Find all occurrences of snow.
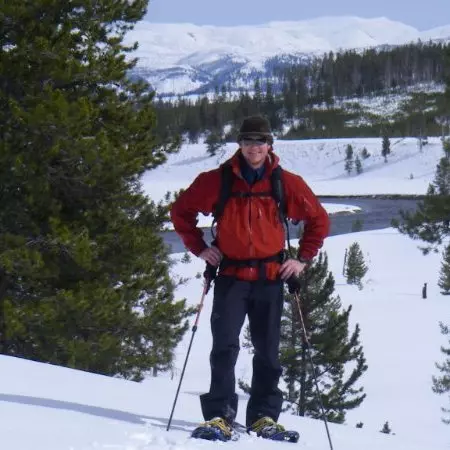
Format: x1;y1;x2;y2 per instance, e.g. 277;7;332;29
2;136;450;449
336;83;446;121
126;17;447;71
123;16;450;95
143;136;445;205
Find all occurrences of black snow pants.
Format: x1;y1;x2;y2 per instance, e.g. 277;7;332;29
200;275;284;427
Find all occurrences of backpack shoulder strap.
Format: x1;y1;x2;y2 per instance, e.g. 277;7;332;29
212;163;234;221
213;163;286;224
271;166;288;226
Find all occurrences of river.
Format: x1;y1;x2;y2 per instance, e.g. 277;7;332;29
162;197;420;254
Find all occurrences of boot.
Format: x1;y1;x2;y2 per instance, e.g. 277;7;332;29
191;417;234;441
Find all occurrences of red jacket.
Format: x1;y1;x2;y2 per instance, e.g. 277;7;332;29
170;150;330;281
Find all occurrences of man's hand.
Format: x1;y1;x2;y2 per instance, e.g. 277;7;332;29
199;246;222;267
279;258;307;280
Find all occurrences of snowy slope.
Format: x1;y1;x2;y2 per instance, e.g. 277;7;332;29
1;227;450;449
2;135;450;450
143;136;445;204
127;17;423;69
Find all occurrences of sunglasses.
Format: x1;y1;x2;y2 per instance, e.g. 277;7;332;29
240;138;269;147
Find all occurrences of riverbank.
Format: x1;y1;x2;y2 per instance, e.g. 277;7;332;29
320;194;426;199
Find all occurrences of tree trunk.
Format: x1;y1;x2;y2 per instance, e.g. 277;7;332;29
0;269;9;355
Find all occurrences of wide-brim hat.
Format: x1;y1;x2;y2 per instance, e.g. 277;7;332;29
237;115;273;144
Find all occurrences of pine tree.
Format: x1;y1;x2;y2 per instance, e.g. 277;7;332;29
181;251;192;264
444;139;450;160
279;252;367;423
264;81;281;131
432;323;450;424
394;141;450;255
184;106;202;143
439;243;450;295
361;147;370;159
345;144;354;175
345;243;368;289
282;78;296;120
355;155;363;174
0;1;192;379
206;129;224;156
253;78;263;110
382;135;390;162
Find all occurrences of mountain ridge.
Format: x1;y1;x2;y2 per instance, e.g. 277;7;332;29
125;16;450;96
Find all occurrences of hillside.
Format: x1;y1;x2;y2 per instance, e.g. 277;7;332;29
1;226;449;449
143;136;445;204
2;135;450;449
124;17;450;95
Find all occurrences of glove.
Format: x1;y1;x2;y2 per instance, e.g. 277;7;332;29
204;262;217;280
203;263;218;294
286;275;301;294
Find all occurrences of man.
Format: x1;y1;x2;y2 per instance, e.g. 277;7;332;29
170;115;329;441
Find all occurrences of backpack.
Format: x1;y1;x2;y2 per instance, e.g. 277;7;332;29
209;163;295;279
211;163;289;235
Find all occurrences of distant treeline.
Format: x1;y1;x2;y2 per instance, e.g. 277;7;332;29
154;41;450;141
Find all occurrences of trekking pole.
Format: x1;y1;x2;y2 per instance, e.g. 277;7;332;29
166;263;216;432
287;278;334;450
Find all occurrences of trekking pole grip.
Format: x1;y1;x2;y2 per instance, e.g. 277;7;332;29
203;262;217;294
286;275;301;294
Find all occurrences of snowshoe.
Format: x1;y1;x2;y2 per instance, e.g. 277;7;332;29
191;417;239;442
249;416;299;443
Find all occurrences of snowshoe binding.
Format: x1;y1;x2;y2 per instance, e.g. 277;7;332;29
249;416;299;443
191;417;239;442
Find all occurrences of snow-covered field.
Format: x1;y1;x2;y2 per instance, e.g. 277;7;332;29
2;136;449;450
143;136;444;202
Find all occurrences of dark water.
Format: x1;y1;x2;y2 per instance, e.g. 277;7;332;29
162;197;420;254
319;197;419;236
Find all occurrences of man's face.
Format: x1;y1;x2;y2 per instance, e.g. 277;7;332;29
240;137;271;168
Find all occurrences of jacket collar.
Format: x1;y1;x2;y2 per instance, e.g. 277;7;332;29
239;154;265;185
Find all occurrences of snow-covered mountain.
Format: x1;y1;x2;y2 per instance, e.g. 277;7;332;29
124;16;450;96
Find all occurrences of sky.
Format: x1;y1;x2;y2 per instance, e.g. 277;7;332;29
144;0;450;30
1;136;450;449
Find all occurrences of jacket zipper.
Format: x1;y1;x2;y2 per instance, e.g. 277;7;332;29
248;186;255;274
248;196;253;256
